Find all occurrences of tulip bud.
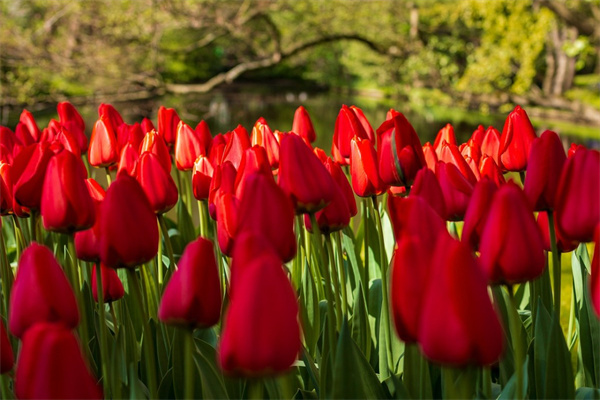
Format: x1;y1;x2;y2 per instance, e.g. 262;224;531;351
234;146;272;199
192;155;214;201
91;263;125;303
9;243;79;338
480;126;501;166
435;161;474;221
0;320;14;374
422;142;438;171
332;105;369;165
116;142;140;177
222;125;251;169
460;138;482;166
159;238;222;328
139;129;172;173
387;194;446;244
57;101;87;152
141;117;155;135
215;191;239;257
350;105;375;142
278;133;336;214
19;109;41;143
157;106;181;148
75;179;106;262
15;322;102;399
88;117;119;168
98;103;124;133
479;181;545;284
437;142;477;185
479;155;506;186
99;174;159;268
219;252;301;376
251;118;280;169
0;162;13;215
137;152;178;214
292;105;316;143
555;148;600;243
175;121;206;171
462;178;498;251
12;142;54;209
499;106;537;171
410;167;446;219
470;125;485;146
433;123;456;158
350;136;387;197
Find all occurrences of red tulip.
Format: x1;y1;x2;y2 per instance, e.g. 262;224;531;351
332;105;368;165
523;130;566;211
470;125;485;146
480;126;501;166
234;146;272;199
0;126;22;163
479;155;506;186
0;320;14;374
15;322;102;399
304;173;351;235
326;155;357;217
57;101;87;152
12;142;54;209
236;172;296;262
157;106;181;148
0;162;13;215
9;243;79;338
74;179;106;262
219;251;301;376
568;143;585;158
422;142;438;171
141;117;155;135
251;118;280;169
91;263;125;303
479;181;545;284
499;106;537;171
278;133;336;214
53;125;82;156
419;233;504;366
139;129;172;173
222;125;251;169
116;142;140;177
435;161;474;221
116;123;144;154
350;105;375;142
462;178;498;251
591;226;599;317
460;138;482;166
19;110;41;143
137;151;178;214
99;174;159;268
230;231;281;295
292;105;316;143
410;167;446;219
175;120;205;171
433;123;456;157
376;111;425;187
555;148;600;243
387;194;446;244
209;133;227;166
192;155;214;201
195;120;213;155
88;117;119;168
208;161;237;220
159;238;222;328
215;191;239;257
536;211;578;253
98;103;124;133
437;141;477;185
350;136;387;197
41;150;95;233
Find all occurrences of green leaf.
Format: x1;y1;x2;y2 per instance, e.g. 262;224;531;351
293;389;318;399
544;311;575;399
342;226;364;296
158;368;175;399
498;355;529;400
299;258;320;356
331;319;387;399
171;329;201;399
402;344;433;399
575;387;600;399
193;338;231;399
350;283;371;364
534;298;552;398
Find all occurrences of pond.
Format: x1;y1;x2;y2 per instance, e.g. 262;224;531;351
3;83;599;150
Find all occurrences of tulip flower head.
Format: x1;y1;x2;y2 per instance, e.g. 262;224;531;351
91;263;125;303
499;105;537;171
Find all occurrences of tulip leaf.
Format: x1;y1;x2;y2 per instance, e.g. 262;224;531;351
575;387;600;399
341;227;363;300
193;338;231;399
293;389;319;399
402;343;433;399
529;263;554;324
299;258;320;356
171;329;202;399
331;319;387;399
498;355;529;400
544;310;575;399
176;199;196;250
158;368;175;399
140;264;160;320
350;283;371;364
382;373;411;399
533;298;552;397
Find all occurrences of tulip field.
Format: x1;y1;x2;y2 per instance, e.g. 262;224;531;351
0;102;599;399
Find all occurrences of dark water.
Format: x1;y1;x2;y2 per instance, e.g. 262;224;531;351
3;84;597;150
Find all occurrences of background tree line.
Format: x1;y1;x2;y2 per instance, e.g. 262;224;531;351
1;0;599;125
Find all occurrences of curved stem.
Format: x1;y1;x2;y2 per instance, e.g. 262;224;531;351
334;231;349;318
361;199;369;292
325;234;343;330
547;211;562;320
184;328;195;399
198;200;209;239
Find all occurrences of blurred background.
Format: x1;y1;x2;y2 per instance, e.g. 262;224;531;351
1;0;599;146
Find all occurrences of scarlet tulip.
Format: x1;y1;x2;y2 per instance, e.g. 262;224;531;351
234;146;272;199
19;109;41;143
98;103;124;133
433;123;457;157
470;125;485;146
304;174;351;234
462;178;498;251
116;142;139;177
116;123;144;154
158;238;222;328
57;101;87;152
0;162;13;215
15;322;102;399
175;120;205;171
292;105;316;143
222;125;251;169
555;148;600;243
536;211;578;253
0;126;22;163
88;117;119;168
91;263;125;303
74;179;106;262
332;105;368;165
460;138;482;166
208;161;237;220
137;151;178;214
41;149;95;233
479;181;545;284
0;320;13;374
524;130;566;211
157;106;181;148
435;161;474;221
437;141;477;185
195;120;213;155
326;156;357;217
422;142;438;171
12;142;54;209
278;133;336;214
215;191;239;257
139;129;172;173
499;106;537;171
350;136;387;197
230;231;281;295
9;243;79;338
376;111;425;187
479;155;506;186
251;118;280;169
419;233;504;366
480;126;501;166
568;143;585;157
141;117;155;135
219;252;301;376
99;174;159;268
350;105;375;142
236;172;296;262
192;155;214;201
410;167;446;219
387;194;446;244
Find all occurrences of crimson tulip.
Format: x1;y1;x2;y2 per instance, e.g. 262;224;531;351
159;238;222;328
499;106;537;171
195;120;213;155
462;178;498;251
555;148;600;243
326;155;357;217
433;123;457;157
74;179;106;262
137;151;178;214
15;322;102;399
480;126;501;166
116;142;140;177
9;243;79;338
215;191;239;257
278;133;336;214
222;125;251;169
230;231;281;295
99;174;159;268
387;194;446;244
41;149;95;233
0;162;13;215
192;155;214;201
470;125;485;146
19;109;41;143
12;142;54;209
350;136;387;197
57;101;87;152
251;118;280;169
437;141;477;185
157;105;180;148
410;167;446;219
419;233;504;366
234;146;272;200
208;161;237;220
98;103;124;133
88;117;119;168
435;161;474;221
422;142;438;171
460;138;482;166
350;105;375;142
479;155;506;186
568;143;585;158
332;105;368;165
219;252;301;376
116;123;144;154
536;211;578;253
523;130;566;211
292;105;316;143
175;120;205;171
0;320;13;374
479;181;545;284
91;263;125;303
141;117;155;135
139;129;172;173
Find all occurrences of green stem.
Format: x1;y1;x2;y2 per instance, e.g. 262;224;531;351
109;302;119;336
334;231;349;318
303;219;324;300
12;215;28;248
369;196;393;378
247;380;263;399
325;234;343;330
309;213;337;361
482;366;492;399
105;167;112;187
198;200;209;239
67;235;92;363
547;211;562;320
184;328;195;399
0;226;14;313
567;286;576;345
158;214;176;280
361;199;369;292
29;210;38;243
0;375;13;400
507;285;525;400
126;269;158;399
156;219;164;287
95;263;112;398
